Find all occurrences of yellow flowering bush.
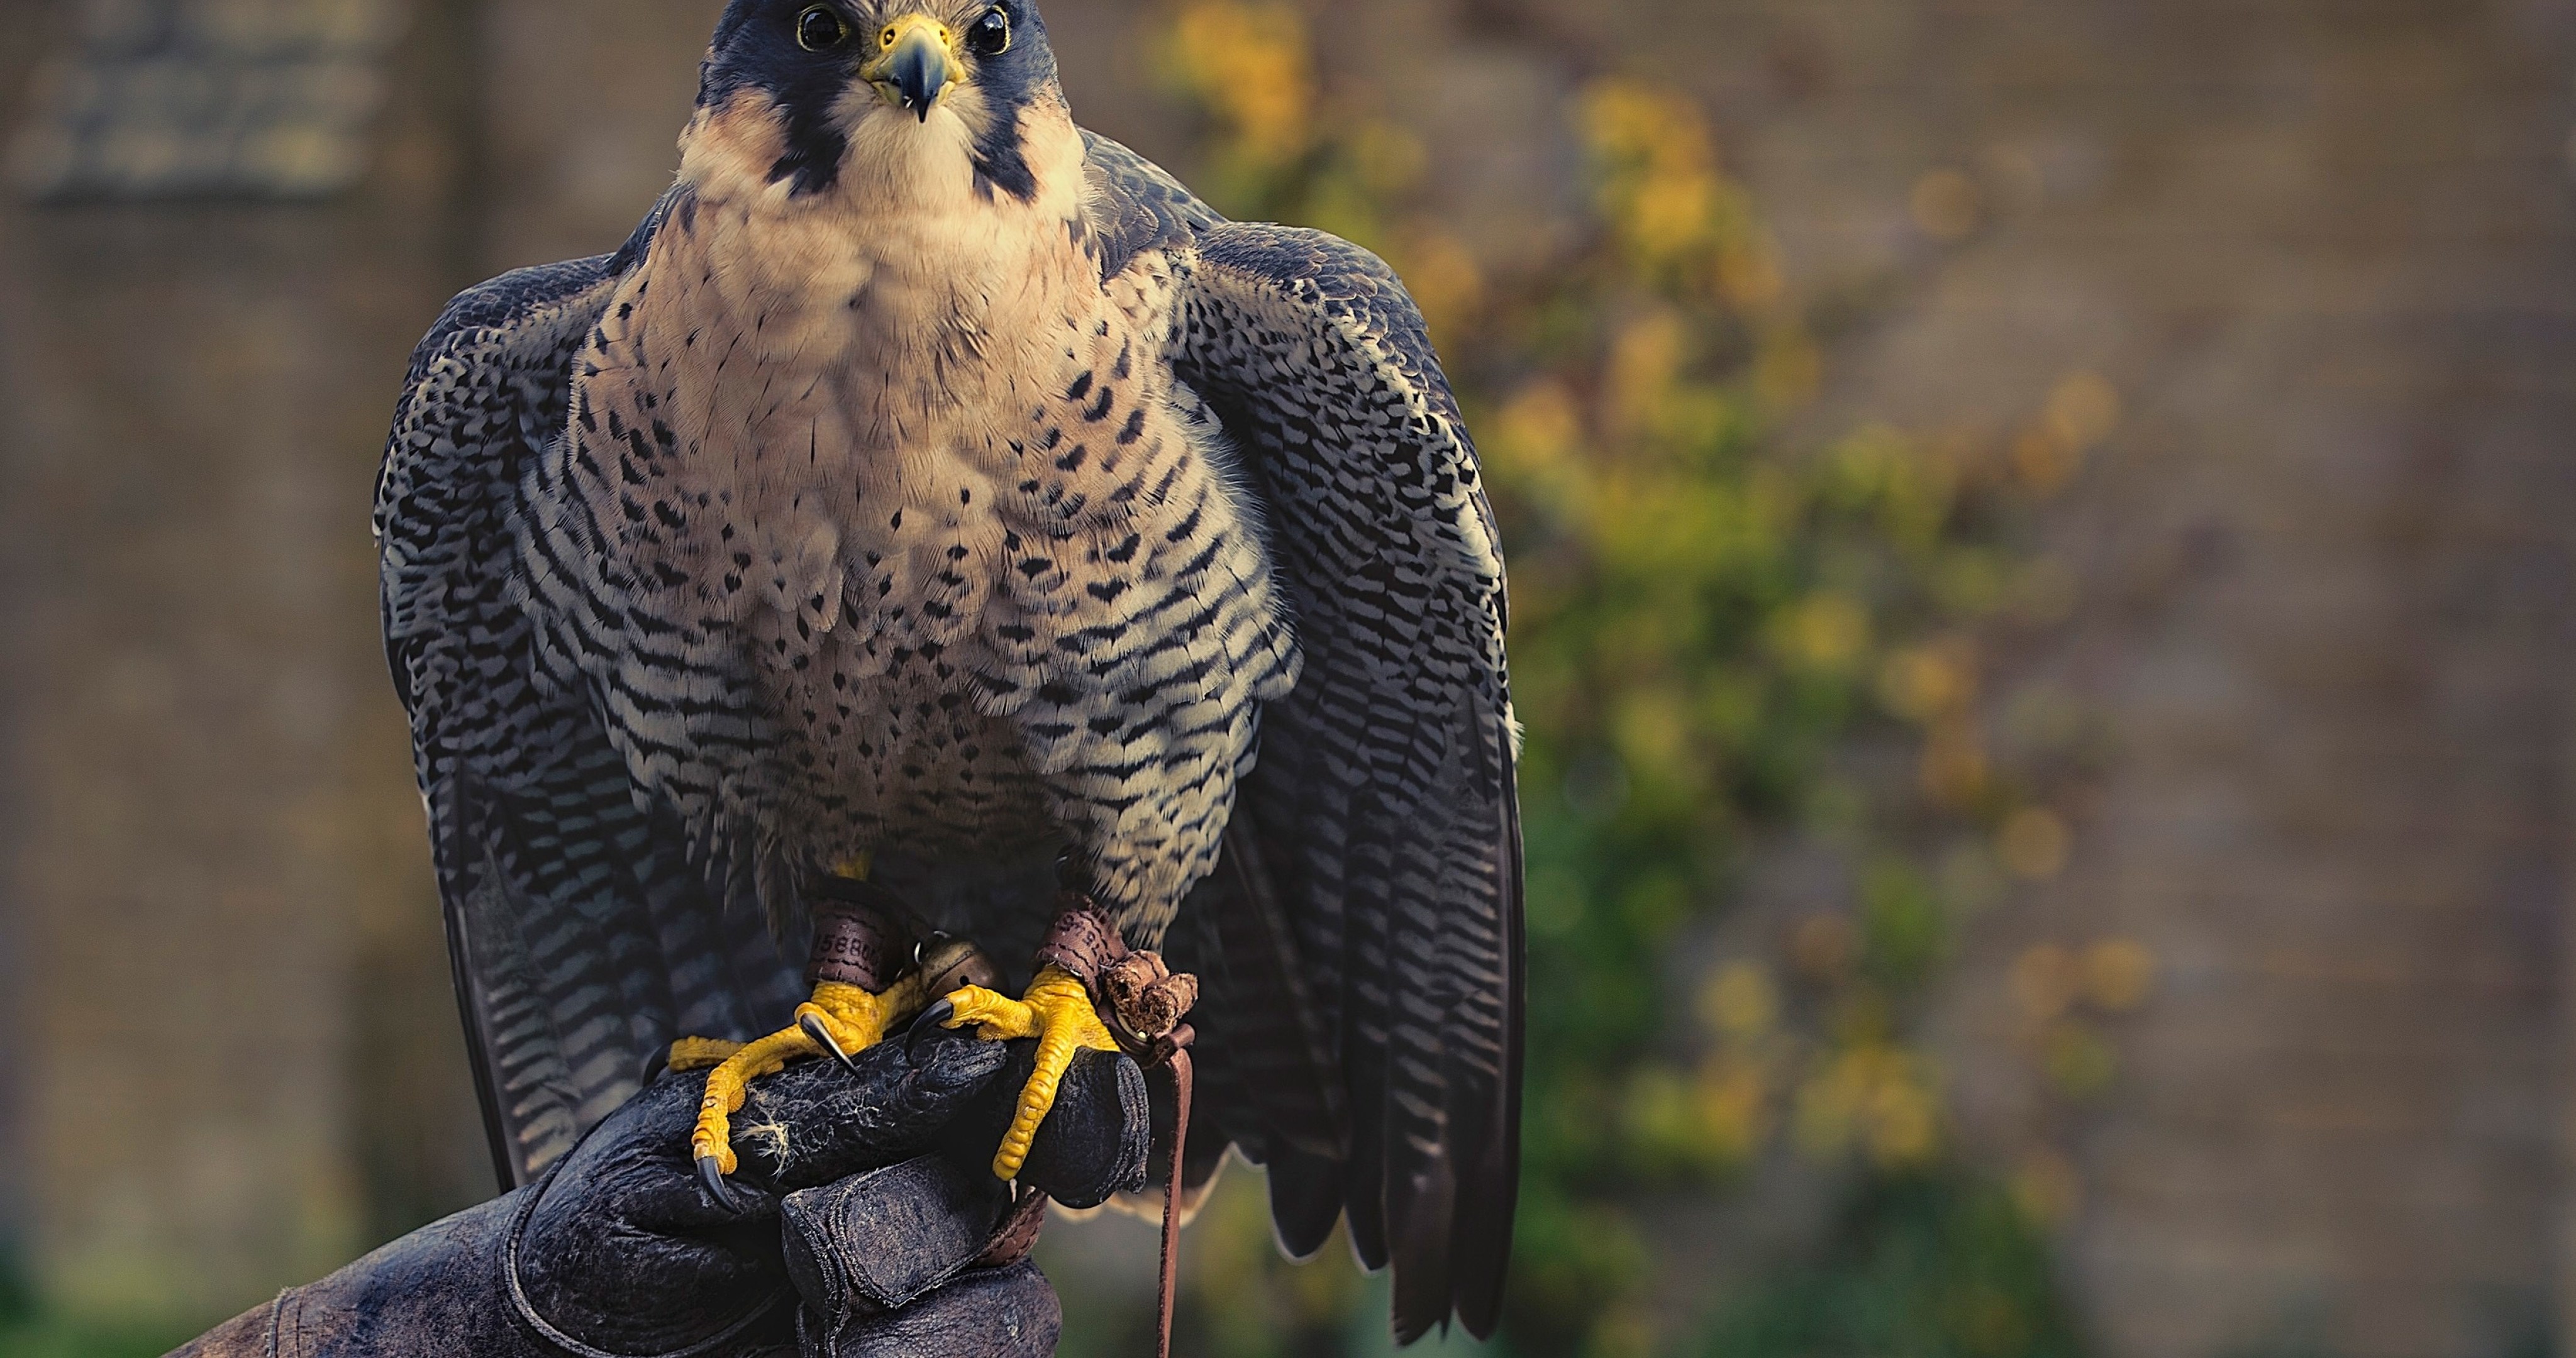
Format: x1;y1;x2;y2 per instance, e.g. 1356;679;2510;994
1110;5;2156;1354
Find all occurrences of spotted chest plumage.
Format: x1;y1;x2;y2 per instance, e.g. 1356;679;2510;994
514;86;1297;935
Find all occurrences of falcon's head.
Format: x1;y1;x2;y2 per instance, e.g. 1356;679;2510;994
689;0;1069;206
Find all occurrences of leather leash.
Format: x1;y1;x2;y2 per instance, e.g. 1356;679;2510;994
1035;898;1201;1358
1148;1032;1194;1358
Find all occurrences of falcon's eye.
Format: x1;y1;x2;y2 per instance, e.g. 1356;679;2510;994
965;8;1011;57
795;5;848;51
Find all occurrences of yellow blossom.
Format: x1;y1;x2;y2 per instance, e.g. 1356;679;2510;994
1910;168;1981;240
1795;1046;1942;1168
2044;1020;2118;1098
2010;944;2078;1022
1165;2;1313;170
1879;637;1979;722
2084;938;2158;1012
2014;373;2119;495
1919;716;1990;805
1753;329;1822;410
1699;960;1779;1039
1626;171;1718;262
2011;1147;2083;1228
1775;593;1870;673
2045;371;2123;451
1605;311;1687;436
1694;1059;1770;1165
1998;807;2072;880
1393;223;1485;340
1716;234;1785;314
2012;425;2079;495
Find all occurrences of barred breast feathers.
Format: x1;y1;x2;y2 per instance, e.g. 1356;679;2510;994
513;83;1298;920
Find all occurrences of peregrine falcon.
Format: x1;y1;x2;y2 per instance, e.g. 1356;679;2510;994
377;0;1520;1339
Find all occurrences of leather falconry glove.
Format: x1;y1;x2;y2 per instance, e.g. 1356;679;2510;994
171;1027;1149;1358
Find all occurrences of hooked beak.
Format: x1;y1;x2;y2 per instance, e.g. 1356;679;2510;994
864;14;963;123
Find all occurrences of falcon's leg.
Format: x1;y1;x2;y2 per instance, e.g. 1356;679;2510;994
937;964;1121;1179
669;977;928;1076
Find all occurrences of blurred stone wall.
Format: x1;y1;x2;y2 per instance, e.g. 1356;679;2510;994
1;0;2573;1353
0;0;487;1320
1648;3;2576;1357
0;8;40;1271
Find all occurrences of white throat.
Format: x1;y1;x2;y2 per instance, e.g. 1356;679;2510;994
658;88;1093;384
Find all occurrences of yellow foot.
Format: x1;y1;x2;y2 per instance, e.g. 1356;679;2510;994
795;978;911;1071
679;980;907;1206
938;964;1119;1180
667;1037;745;1072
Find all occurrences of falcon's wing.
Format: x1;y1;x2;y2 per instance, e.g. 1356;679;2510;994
1080;129;1222;277
1175;223;1524;1343
377;202;803;1189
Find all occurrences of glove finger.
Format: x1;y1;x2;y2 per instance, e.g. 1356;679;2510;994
565;1071;787;1232
948;1044;1151;1209
522;1072;787;1331
735;1030;1011;1191
806;1261;1062;1358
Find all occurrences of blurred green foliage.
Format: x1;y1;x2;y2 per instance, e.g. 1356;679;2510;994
0;1319;190;1358
0;1252;187;1358
1694;1173;2084;1358
1146;4;2132;1356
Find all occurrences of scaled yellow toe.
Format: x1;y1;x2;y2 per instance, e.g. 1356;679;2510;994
796;980;893;1056
943;964;1118;1179
683;979;907;1178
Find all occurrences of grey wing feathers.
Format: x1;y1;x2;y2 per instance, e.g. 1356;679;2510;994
1177;223;1524;1343
1081;130;1225;280
378;208;801;1188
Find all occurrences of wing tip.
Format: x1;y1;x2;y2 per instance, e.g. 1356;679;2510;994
1265;1147;1346;1261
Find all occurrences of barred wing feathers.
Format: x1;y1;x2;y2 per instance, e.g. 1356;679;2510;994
1177;223;1525;1343
377;209;803;1188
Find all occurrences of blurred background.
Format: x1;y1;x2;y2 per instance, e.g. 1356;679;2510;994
2;0;2573;1354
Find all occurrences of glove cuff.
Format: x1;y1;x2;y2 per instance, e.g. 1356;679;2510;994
791;1261;1061;1358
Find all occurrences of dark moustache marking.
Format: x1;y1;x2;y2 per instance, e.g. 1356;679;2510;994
700;1;855;196
966;3;1048;202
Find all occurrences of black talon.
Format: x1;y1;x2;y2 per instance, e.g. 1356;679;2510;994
697;1154;745;1214
906;998;958;1056
801;1012;858;1073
